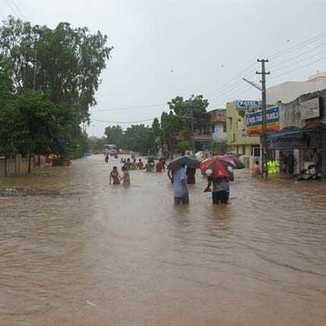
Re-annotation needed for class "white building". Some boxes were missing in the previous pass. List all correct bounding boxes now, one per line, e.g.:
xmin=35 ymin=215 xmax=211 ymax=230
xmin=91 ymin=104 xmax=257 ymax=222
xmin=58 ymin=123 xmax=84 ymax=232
xmin=267 ymin=72 xmax=326 ymax=105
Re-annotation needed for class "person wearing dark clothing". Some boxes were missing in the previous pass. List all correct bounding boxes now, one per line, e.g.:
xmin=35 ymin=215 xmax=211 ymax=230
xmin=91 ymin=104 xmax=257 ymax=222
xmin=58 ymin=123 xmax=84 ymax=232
xmin=186 ymin=167 xmax=196 ymax=184
xmin=205 ymin=176 xmax=230 ymax=205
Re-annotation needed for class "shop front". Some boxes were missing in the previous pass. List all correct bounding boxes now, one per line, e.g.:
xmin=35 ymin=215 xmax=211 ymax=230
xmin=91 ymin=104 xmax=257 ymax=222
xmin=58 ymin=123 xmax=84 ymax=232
xmin=267 ymin=127 xmax=326 ymax=177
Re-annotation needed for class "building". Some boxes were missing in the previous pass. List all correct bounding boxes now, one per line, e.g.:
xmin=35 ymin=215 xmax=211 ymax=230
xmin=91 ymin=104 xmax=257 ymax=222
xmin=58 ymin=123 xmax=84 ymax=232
xmin=267 ymin=72 xmax=326 ymax=105
xmin=226 ymin=101 xmax=261 ymax=167
xmin=266 ymin=89 xmax=326 ymax=177
xmin=209 ymin=109 xmax=226 ymax=143
xmin=190 ymin=111 xmax=212 ymax=152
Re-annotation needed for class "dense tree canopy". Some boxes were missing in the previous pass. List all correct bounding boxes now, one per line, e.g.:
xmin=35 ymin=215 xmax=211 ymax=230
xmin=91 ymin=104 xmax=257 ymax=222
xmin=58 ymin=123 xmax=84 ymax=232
xmin=0 ymin=57 xmax=13 ymax=107
xmin=104 ymin=125 xmax=124 ymax=148
xmin=0 ymin=16 xmax=112 ymax=161
xmin=102 ymin=124 xmax=157 ymax=155
xmin=160 ymin=95 xmax=210 ymax=157
xmin=0 ymin=90 xmax=75 ymax=156
xmin=0 ymin=16 xmax=113 ymax=122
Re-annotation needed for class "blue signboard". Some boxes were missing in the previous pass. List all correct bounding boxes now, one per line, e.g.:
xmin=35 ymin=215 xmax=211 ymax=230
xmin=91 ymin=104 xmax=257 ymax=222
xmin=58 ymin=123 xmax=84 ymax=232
xmin=245 ymin=106 xmax=280 ymax=135
xmin=233 ymin=100 xmax=262 ymax=110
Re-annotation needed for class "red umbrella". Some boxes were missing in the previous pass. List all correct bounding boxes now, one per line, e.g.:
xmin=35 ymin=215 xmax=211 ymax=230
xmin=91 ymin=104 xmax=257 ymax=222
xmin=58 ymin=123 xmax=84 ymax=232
xmin=200 ymin=156 xmax=235 ymax=179
xmin=215 ymin=155 xmax=237 ymax=167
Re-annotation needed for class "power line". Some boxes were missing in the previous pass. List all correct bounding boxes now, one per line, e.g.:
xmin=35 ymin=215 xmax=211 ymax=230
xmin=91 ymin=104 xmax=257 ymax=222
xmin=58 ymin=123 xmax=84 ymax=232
xmin=92 ymin=118 xmax=157 ymax=125
xmin=93 ymin=103 xmax=166 ymax=112
xmin=3 ymin=0 xmax=19 ymax=17
xmin=270 ymin=40 xmax=326 ymax=74
xmin=269 ymin=32 xmax=326 ymax=61
xmin=213 ymin=32 xmax=326 ymax=101
xmin=2 ymin=0 xmax=28 ymax=20
xmin=11 ymin=0 xmax=27 ymax=19
xmin=269 ymin=55 xmax=326 ymax=82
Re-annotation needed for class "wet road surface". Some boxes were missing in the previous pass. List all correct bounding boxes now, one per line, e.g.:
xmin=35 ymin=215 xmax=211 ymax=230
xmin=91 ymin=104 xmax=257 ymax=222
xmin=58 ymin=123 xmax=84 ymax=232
xmin=1 ymin=155 xmax=326 ymax=326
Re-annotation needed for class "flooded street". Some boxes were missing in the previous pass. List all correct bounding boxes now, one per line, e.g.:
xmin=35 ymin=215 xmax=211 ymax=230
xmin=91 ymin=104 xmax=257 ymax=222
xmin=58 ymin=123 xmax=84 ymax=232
xmin=1 ymin=154 xmax=326 ymax=326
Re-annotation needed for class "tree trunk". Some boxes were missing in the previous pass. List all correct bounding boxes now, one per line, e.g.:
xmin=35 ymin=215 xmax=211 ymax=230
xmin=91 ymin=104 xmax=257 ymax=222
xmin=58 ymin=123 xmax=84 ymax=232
xmin=4 ymin=156 xmax=7 ymax=177
xmin=28 ymin=154 xmax=32 ymax=174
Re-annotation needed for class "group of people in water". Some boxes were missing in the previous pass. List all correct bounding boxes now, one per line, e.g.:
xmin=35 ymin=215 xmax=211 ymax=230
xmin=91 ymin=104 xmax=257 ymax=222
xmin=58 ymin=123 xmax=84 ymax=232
xmin=107 ymin=155 xmax=234 ymax=206
xmin=109 ymin=166 xmax=130 ymax=186
xmin=107 ymin=156 xmax=168 ymax=186
xmin=170 ymin=164 xmax=231 ymax=206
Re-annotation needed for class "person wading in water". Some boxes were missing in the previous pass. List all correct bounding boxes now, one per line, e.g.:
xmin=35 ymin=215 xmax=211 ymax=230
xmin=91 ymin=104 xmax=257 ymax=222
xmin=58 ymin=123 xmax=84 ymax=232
xmin=109 ymin=166 xmax=120 ymax=185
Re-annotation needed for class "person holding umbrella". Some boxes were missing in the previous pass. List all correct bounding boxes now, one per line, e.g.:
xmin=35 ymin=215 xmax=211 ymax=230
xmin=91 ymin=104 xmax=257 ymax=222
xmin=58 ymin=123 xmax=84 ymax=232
xmin=204 ymin=169 xmax=231 ymax=205
xmin=167 ymin=155 xmax=200 ymax=185
xmin=173 ymin=164 xmax=189 ymax=205
xmin=201 ymin=156 xmax=236 ymax=205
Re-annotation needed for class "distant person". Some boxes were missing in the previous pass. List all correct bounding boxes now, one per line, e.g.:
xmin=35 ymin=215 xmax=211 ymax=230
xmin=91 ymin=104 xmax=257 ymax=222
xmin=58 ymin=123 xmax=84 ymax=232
xmin=105 ymin=154 xmax=109 ymax=163
xmin=121 ymin=166 xmax=130 ymax=186
xmin=156 ymin=160 xmax=163 ymax=173
xmin=252 ymin=161 xmax=261 ymax=177
xmin=186 ymin=167 xmax=196 ymax=184
xmin=173 ymin=165 xmax=189 ymax=205
xmin=131 ymin=158 xmax=137 ymax=170
xmin=124 ymin=158 xmax=131 ymax=170
xmin=160 ymin=158 xmax=166 ymax=171
xmin=137 ymin=158 xmax=144 ymax=170
xmin=109 ymin=166 xmax=120 ymax=185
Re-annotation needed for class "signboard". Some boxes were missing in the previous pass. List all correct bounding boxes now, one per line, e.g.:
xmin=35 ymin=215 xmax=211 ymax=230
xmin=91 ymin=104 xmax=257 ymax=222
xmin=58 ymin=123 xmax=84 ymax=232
xmin=301 ymin=97 xmax=320 ymax=120
xmin=245 ymin=106 xmax=280 ymax=135
xmin=233 ymin=100 xmax=261 ymax=111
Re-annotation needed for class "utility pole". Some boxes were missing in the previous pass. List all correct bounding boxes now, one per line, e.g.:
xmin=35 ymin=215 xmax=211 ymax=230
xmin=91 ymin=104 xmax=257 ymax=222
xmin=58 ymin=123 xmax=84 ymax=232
xmin=256 ymin=59 xmax=270 ymax=178
xmin=190 ymin=106 xmax=195 ymax=155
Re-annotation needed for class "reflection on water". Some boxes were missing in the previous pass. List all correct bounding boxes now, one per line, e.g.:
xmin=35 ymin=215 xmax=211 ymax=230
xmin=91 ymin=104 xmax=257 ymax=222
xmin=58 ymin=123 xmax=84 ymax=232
xmin=1 ymin=155 xmax=326 ymax=326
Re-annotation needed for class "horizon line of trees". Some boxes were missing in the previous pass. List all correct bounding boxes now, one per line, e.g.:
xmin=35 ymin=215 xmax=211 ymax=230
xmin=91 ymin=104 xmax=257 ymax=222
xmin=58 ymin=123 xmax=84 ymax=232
xmin=94 ymin=95 xmax=219 ymax=157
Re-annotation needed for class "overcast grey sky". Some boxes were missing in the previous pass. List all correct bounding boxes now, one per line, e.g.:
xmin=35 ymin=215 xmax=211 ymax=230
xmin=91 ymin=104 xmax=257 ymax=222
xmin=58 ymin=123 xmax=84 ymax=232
xmin=2 ymin=0 xmax=326 ymax=136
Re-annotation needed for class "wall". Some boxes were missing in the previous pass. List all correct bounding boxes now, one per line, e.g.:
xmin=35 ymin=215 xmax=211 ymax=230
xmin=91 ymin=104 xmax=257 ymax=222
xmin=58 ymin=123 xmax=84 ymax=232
xmin=267 ymin=72 xmax=326 ymax=105
xmin=0 ymin=155 xmax=34 ymax=177
xmin=226 ymin=102 xmax=260 ymax=148
xmin=212 ymin=122 xmax=226 ymax=142
xmin=279 ymin=88 xmax=326 ymax=129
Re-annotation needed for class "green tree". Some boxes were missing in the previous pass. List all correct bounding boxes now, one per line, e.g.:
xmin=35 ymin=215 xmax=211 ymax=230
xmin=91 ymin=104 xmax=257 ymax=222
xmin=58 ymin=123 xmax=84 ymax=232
xmin=123 ymin=124 xmax=156 ymax=155
xmin=0 ymin=57 xmax=13 ymax=107
xmin=176 ymin=140 xmax=191 ymax=155
xmin=160 ymin=95 xmax=210 ymax=157
xmin=104 ymin=125 xmax=124 ymax=148
xmin=0 ymin=16 xmax=113 ymax=122
xmin=160 ymin=111 xmax=178 ymax=158
xmin=0 ymin=90 xmax=75 ymax=158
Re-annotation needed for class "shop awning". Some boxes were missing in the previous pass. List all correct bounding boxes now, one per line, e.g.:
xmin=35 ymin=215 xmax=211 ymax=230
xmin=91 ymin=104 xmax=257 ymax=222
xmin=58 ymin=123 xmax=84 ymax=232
xmin=267 ymin=129 xmax=304 ymax=141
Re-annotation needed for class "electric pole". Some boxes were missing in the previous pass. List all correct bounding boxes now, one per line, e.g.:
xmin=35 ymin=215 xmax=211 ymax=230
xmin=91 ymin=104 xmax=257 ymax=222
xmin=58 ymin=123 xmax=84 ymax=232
xmin=256 ymin=59 xmax=270 ymax=178
xmin=190 ymin=106 xmax=195 ymax=155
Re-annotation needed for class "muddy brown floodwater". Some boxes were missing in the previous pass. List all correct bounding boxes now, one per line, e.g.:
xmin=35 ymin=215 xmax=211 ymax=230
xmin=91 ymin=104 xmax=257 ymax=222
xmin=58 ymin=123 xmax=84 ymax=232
xmin=1 ymin=155 xmax=326 ymax=326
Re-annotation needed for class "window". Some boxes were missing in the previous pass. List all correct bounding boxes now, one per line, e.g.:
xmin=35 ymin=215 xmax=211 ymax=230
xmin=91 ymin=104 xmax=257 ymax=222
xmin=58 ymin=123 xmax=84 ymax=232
xmin=252 ymin=146 xmax=260 ymax=157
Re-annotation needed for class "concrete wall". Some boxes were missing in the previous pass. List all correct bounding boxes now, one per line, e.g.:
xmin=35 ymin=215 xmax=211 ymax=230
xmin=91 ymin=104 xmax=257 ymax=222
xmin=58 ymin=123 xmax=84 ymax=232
xmin=212 ymin=122 xmax=226 ymax=142
xmin=267 ymin=73 xmax=326 ymax=105
xmin=226 ymin=102 xmax=260 ymax=147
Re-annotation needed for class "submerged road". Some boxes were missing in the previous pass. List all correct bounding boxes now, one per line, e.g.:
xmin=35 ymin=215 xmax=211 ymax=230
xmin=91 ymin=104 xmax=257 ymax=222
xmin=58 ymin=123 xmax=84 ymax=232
xmin=1 ymin=155 xmax=326 ymax=326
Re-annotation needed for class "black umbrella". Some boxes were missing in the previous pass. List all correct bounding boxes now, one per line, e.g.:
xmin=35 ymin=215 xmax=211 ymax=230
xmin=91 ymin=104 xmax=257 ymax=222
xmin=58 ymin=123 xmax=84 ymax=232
xmin=167 ymin=156 xmax=200 ymax=170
